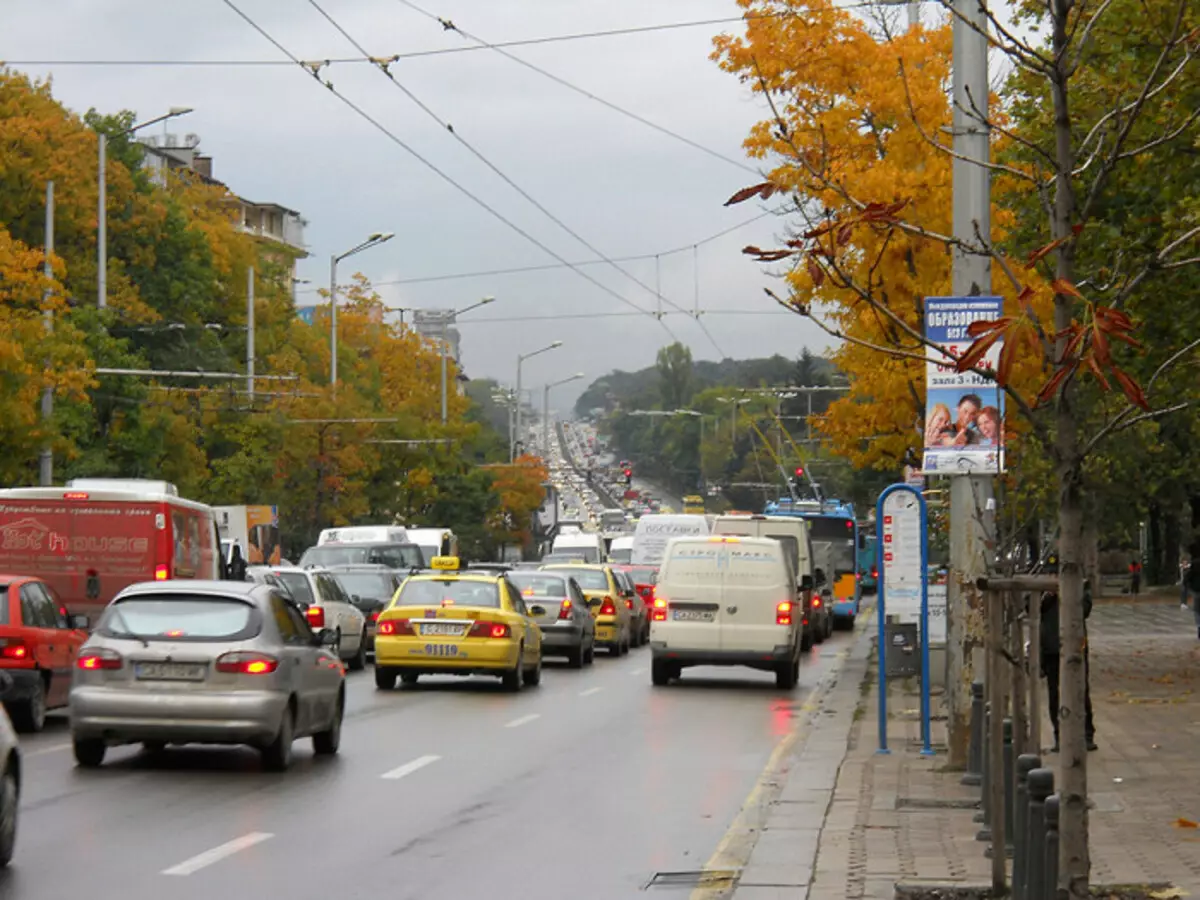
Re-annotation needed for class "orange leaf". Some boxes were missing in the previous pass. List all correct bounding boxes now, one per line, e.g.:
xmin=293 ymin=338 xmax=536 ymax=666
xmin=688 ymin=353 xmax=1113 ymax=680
xmin=725 ymin=182 xmax=778 ymax=206
xmin=802 ymin=222 xmax=838 ymax=240
xmin=1095 ymin=305 xmax=1134 ymax=331
xmin=996 ymin=335 xmax=1019 ymax=386
xmin=836 ymin=224 xmax=854 ymax=246
xmin=955 ymin=330 xmax=1003 ymax=372
xmin=1036 ymin=363 xmax=1077 ymax=407
xmin=1112 ymin=366 xmax=1150 ymax=411
xmin=1051 ymin=278 xmax=1086 ymax=300
xmin=1025 ymin=235 xmax=1069 ymax=268
xmin=1062 ymin=327 xmax=1087 ymax=362
xmin=1108 ymin=330 xmax=1143 ymax=349
xmin=967 ymin=316 xmax=1009 ymax=338
xmin=806 ymin=258 xmax=826 ymax=287
xmin=1175 ymin=818 xmax=1198 ymax=829
xmin=1085 ymin=354 xmax=1111 ymax=390
xmin=1092 ymin=323 xmax=1112 ymax=366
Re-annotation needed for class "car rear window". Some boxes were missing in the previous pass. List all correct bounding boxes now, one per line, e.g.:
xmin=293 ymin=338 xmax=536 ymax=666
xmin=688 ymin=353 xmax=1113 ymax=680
xmin=101 ymin=595 xmax=260 ymax=642
xmin=275 ymin=572 xmax=315 ymax=606
xmin=542 ymin=567 xmax=608 ymax=591
xmin=397 ymin=579 xmax=499 ymax=609
xmin=0 ymin=587 xmax=7 ymax=624
xmin=331 ymin=573 xmax=396 ymax=602
xmin=628 ymin=567 xmax=658 ymax=585
xmin=508 ymin=574 xmax=568 ymax=598
xmin=299 ymin=544 xmax=423 ymax=569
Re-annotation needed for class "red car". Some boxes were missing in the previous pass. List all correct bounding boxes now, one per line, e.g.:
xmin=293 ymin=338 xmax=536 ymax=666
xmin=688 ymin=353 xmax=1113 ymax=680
xmin=0 ymin=575 xmax=89 ymax=732
xmin=616 ymin=564 xmax=659 ymax=607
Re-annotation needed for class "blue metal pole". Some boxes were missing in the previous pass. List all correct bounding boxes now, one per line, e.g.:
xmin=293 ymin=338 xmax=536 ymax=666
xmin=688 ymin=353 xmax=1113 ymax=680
xmin=918 ymin=488 xmax=934 ymax=755
xmin=875 ymin=486 xmax=891 ymax=754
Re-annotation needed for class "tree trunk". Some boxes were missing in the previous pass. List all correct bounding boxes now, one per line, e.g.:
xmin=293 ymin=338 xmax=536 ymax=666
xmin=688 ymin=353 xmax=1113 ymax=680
xmin=1148 ymin=503 xmax=1163 ymax=586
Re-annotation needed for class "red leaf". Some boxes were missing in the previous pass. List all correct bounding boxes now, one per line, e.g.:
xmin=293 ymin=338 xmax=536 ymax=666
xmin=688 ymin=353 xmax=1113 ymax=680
xmin=1051 ymin=278 xmax=1086 ymax=300
xmin=1025 ymin=235 xmax=1069 ymax=268
xmin=1017 ymin=285 xmax=1037 ymax=308
xmin=996 ymin=335 xmax=1018 ymax=386
xmin=1112 ymin=366 xmax=1150 ymax=411
xmin=742 ymin=245 xmax=766 ymax=255
xmin=802 ymin=222 xmax=838 ymax=240
xmin=806 ymin=258 xmax=826 ymax=287
xmin=836 ymin=224 xmax=854 ymax=246
xmin=1092 ymin=323 xmax=1112 ymax=366
xmin=1108 ymin=330 xmax=1143 ymax=349
xmin=1061 ymin=326 xmax=1086 ymax=362
xmin=1071 ymin=223 xmax=1085 ymax=235
xmin=955 ymin=330 xmax=1004 ymax=372
xmin=1085 ymin=354 xmax=1111 ymax=390
xmin=725 ymin=182 xmax=778 ymax=206
xmin=967 ymin=316 xmax=1010 ymax=337
xmin=1095 ymin=305 xmax=1134 ymax=331
xmin=1036 ymin=363 xmax=1077 ymax=407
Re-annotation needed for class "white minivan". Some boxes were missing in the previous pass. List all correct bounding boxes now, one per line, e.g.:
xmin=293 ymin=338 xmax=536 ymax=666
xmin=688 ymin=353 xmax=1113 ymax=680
xmin=649 ymin=535 xmax=802 ymax=689
xmin=551 ymin=530 xmax=605 ymax=563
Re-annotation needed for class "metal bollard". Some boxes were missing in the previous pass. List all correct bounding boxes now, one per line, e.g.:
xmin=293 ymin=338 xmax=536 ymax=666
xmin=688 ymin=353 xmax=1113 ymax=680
xmin=1044 ymin=794 xmax=1060 ymax=900
xmin=976 ymin=702 xmax=991 ymax=837
xmin=962 ymin=679 xmax=984 ymax=786
xmin=1025 ymin=768 xmax=1055 ymax=900
xmin=1013 ymin=754 xmax=1041 ymax=900
xmin=1003 ymin=718 xmax=1015 ymax=854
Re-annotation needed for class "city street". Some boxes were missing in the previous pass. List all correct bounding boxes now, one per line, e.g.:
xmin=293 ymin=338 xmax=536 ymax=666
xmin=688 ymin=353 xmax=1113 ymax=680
xmin=0 ymin=634 xmax=855 ymax=900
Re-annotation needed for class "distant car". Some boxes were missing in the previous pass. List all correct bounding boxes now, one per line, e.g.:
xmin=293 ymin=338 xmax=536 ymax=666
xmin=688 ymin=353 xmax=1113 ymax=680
xmin=0 ymin=575 xmax=89 ymax=732
xmin=612 ymin=568 xmax=649 ymax=646
xmin=249 ymin=567 xmax=368 ymax=670
xmin=324 ymin=565 xmax=403 ymax=651
xmin=0 ymin=674 xmax=19 ymax=867
xmin=538 ymin=564 xmax=633 ymax=656
xmin=507 ymin=571 xmax=596 ymax=668
xmin=68 ymin=580 xmax=346 ymax=770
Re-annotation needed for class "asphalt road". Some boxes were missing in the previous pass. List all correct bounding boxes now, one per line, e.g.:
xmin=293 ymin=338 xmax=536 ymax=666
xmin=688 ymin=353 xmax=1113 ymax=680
xmin=1 ymin=633 xmax=853 ymax=900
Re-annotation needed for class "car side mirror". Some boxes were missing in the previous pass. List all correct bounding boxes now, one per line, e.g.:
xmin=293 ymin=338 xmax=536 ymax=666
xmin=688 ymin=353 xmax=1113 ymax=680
xmin=68 ymin=614 xmax=90 ymax=630
xmin=315 ymin=628 xmax=338 ymax=648
xmin=529 ymin=605 xmax=547 ymax=617
xmin=800 ymin=574 xmax=814 ymax=592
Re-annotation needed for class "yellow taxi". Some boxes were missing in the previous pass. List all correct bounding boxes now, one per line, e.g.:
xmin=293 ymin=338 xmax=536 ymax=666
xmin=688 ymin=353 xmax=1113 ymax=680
xmin=538 ymin=563 xmax=632 ymax=657
xmin=374 ymin=557 xmax=544 ymax=692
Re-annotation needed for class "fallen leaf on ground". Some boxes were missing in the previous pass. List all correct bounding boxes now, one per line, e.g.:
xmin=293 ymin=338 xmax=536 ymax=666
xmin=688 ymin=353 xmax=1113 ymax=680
xmin=1174 ymin=817 xmax=1198 ymax=829
xmin=1148 ymin=888 xmax=1188 ymax=899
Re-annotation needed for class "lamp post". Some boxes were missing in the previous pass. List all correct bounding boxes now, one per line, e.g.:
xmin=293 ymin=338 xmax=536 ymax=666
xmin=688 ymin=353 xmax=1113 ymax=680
xmin=98 ymin=106 xmax=193 ymax=310
xmin=330 ymin=232 xmax=394 ymax=387
xmin=542 ymin=372 xmax=585 ymax=458
xmin=513 ymin=341 xmax=563 ymax=461
xmin=439 ymin=296 xmax=495 ymax=424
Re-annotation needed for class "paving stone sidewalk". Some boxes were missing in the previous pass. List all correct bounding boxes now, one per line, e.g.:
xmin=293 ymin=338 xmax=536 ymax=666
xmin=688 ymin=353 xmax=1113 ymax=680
xmin=730 ymin=599 xmax=1200 ymax=899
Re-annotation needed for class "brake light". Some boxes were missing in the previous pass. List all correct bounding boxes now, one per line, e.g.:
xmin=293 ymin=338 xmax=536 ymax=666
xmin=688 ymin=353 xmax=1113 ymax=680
xmin=377 ymin=619 xmax=414 ymax=636
xmin=651 ymin=597 xmax=668 ymax=622
xmin=857 ymin=572 xmax=863 ymax=581
xmin=370 ymin=611 xmax=380 ymax=622
xmin=625 ymin=598 xmax=633 ymax=609
xmin=813 ymin=597 xmax=822 ymax=607
xmin=1 ymin=641 xmax=28 ymax=661
xmin=154 ymin=564 xmax=169 ymax=581
xmin=468 ymin=621 xmax=511 ymax=638
xmin=558 ymin=598 xmax=573 ymax=620
xmin=599 ymin=597 xmax=616 ymax=616
xmin=63 ymin=491 xmax=89 ymax=500
xmin=77 ymin=648 xmax=122 ymax=670
xmin=871 ymin=566 xmax=878 ymax=579
xmin=776 ymin=601 xmax=793 ymax=626
xmin=305 ymin=606 xmax=325 ymax=628
xmin=216 ymin=652 xmax=280 ymax=675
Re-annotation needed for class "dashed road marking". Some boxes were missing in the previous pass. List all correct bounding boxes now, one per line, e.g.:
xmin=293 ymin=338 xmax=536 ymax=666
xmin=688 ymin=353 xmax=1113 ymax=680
xmin=505 ymin=714 xmax=541 ymax=729
xmin=578 ymin=687 xmax=603 ymax=697
xmin=381 ymin=754 xmax=441 ymax=780
xmin=162 ymin=832 xmax=274 ymax=876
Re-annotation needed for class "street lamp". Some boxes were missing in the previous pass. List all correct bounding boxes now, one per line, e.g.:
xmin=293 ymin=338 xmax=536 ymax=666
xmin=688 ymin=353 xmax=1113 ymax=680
xmin=513 ymin=341 xmax=563 ymax=461
xmin=98 ymin=106 xmax=193 ymax=309
xmin=439 ymin=296 xmax=495 ymax=424
xmin=542 ymin=372 xmax=585 ymax=458
xmin=330 ymin=232 xmax=394 ymax=386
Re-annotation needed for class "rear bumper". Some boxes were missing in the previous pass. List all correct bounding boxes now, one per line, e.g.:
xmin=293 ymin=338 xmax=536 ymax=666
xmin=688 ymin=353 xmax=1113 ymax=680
xmin=69 ymin=686 xmax=287 ymax=745
xmin=539 ymin=624 xmax=585 ymax=654
xmin=1 ymin=668 xmax=45 ymax=704
xmin=650 ymin=643 xmax=795 ymax=667
xmin=831 ymin=601 xmax=858 ymax=618
xmin=375 ymin=637 xmax=519 ymax=672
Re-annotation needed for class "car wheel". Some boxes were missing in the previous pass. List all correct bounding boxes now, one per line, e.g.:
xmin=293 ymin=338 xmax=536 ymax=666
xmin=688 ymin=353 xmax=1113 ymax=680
xmin=501 ymin=648 xmax=523 ymax=692
xmin=846 ymin=614 xmax=856 ymax=630
xmin=261 ymin=705 xmax=295 ymax=772
xmin=651 ymin=659 xmax=671 ymax=687
xmin=400 ymin=672 xmax=420 ymax=686
xmin=814 ymin=619 xmax=827 ymax=644
xmin=800 ymin=627 xmax=814 ymax=653
xmin=375 ymin=666 xmax=397 ymax=690
xmin=333 ymin=628 xmax=343 ymax=659
xmin=776 ymin=658 xmax=799 ymax=690
xmin=0 ymin=764 xmax=17 ymax=868
xmin=11 ymin=679 xmax=46 ymax=734
xmin=142 ymin=741 xmax=167 ymax=755
xmin=608 ymin=641 xmax=621 ymax=658
xmin=567 ymin=643 xmax=584 ymax=669
xmin=73 ymin=737 xmax=106 ymax=769
xmin=348 ymin=631 xmax=367 ymax=672
xmin=584 ymin=640 xmax=596 ymax=665
xmin=824 ymin=614 xmax=834 ymax=640
xmin=313 ymin=694 xmax=343 ymax=756
xmin=523 ymin=653 xmax=542 ymax=687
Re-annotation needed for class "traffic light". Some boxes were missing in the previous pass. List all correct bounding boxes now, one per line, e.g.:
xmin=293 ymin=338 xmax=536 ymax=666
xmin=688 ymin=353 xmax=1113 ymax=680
xmin=790 ymin=465 xmax=806 ymax=494
xmin=623 ymin=467 xmax=633 ymax=486
xmin=794 ymin=466 xmax=805 ymax=479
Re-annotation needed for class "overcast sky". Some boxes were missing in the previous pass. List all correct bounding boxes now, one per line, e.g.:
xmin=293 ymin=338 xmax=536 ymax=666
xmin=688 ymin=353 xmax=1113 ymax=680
xmin=4 ymin=0 xmax=833 ymax=410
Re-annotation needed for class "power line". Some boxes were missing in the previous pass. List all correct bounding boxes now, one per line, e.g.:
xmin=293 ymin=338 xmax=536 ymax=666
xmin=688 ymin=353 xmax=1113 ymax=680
xmin=305 ymin=0 xmax=723 ymax=356
xmin=218 ymin=0 xmax=680 ymax=341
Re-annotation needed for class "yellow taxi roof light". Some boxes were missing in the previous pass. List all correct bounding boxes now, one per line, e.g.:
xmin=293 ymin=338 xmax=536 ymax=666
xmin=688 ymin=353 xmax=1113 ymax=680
xmin=431 ymin=556 xmax=460 ymax=570
xmin=708 ymin=536 xmax=740 ymax=543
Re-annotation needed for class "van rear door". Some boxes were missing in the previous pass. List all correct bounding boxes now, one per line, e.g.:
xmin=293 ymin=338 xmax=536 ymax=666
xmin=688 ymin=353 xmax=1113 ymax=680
xmin=718 ymin=544 xmax=795 ymax=655
xmin=658 ymin=540 xmax=724 ymax=652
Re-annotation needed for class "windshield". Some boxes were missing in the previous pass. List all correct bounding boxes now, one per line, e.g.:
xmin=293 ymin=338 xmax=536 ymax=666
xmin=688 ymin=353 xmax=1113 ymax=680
xmin=627 ymin=566 xmax=658 ymax=585
xmin=508 ymin=574 xmax=568 ymax=598
xmin=542 ymin=567 xmax=609 ymax=591
xmin=608 ymin=547 xmax=632 ymax=564
xmin=806 ymin=518 xmax=857 ymax=575
xmin=298 ymin=544 xmax=424 ymax=569
xmin=102 ymin=596 xmax=259 ymax=641
xmin=551 ymin=545 xmax=599 ymax=563
xmin=330 ymin=573 xmax=395 ymax=602
xmin=275 ymin=572 xmax=315 ymax=606
xmin=398 ymin=579 xmax=500 ymax=609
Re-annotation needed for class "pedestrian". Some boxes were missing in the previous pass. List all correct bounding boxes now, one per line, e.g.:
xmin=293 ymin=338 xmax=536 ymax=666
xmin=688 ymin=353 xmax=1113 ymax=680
xmin=1183 ymin=550 xmax=1200 ymax=639
xmin=1129 ymin=557 xmax=1142 ymax=596
xmin=229 ymin=542 xmax=248 ymax=582
xmin=1040 ymin=558 xmax=1097 ymax=753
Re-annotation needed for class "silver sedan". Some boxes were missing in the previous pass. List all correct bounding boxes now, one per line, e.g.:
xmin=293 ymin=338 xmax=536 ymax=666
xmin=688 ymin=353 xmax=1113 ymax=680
xmin=69 ymin=580 xmax=345 ymax=771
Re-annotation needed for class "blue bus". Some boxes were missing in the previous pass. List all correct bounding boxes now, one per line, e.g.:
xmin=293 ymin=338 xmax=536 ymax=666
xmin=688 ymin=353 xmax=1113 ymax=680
xmin=763 ymin=497 xmax=861 ymax=627
xmin=857 ymin=526 xmax=878 ymax=594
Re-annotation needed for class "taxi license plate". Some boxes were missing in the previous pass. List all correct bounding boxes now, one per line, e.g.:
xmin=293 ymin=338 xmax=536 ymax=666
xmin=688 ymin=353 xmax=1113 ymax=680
xmin=423 ymin=644 xmax=459 ymax=657
xmin=420 ymin=623 xmax=465 ymax=636
xmin=673 ymin=610 xmax=714 ymax=623
xmin=135 ymin=662 xmax=207 ymax=681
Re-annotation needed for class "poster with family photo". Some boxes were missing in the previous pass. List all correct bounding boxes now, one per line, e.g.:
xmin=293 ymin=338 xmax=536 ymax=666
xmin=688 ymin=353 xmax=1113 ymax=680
xmin=923 ymin=296 xmax=1005 ymax=475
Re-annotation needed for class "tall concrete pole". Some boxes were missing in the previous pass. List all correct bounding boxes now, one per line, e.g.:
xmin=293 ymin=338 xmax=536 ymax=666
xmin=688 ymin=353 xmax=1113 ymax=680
xmin=97 ymin=135 xmax=107 ymax=309
xmin=945 ymin=0 xmax=996 ymax=768
xmin=246 ymin=267 xmax=255 ymax=401
xmin=40 ymin=181 xmax=55 ymax=486
xmin=542 ymin=384 xmax=550 ymax=460
xmin=440 ymin=322 xmax=449 ymax=425
xmin=329 ymin=254 xmax=339 ymax=388
xmin=513 ymin=359 xmax=523 ymax=462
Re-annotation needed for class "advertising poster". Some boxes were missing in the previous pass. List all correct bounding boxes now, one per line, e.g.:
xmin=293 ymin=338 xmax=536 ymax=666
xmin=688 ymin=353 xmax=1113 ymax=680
xmin=923 ymin=296 xmax=1005 ymax=475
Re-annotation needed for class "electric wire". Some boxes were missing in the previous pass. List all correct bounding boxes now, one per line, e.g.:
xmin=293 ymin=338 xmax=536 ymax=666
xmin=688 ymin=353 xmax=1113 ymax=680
xmin=218 ymin=0 xmax=679 ymax=338
xmin=305 ymin=0 xmax=722 ymax=354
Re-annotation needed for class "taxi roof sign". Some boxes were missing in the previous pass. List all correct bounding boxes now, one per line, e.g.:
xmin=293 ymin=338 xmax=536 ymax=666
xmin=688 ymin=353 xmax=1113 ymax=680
xmin=430 ymin=556 xmax=461 ymax=571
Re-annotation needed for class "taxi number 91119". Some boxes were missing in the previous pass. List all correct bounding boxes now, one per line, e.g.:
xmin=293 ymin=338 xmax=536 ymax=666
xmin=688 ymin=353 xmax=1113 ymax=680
xmin=424 ymin=644 xmax=459 ymax=657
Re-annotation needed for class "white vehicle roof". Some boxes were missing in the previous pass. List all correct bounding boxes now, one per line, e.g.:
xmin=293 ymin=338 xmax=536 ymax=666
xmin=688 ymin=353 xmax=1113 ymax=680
xmin=406 ymin=527 xmax=453 ymax=543
xmin=317 ymin=525 xmax=410 ymax=545
xmin=631 ymin=513 xmax=713 ymax=566
xmin=0 ymin=483 xmax=212 ymax=514
xmin=610 ymin=535 xmax=635 ymax=550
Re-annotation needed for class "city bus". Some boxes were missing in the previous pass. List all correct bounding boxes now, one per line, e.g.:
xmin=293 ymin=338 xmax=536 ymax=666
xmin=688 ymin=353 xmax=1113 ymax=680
xmin=857 ymin=525 xmax=878 ymax=594
xmin=763 ymin=497 xmax=861 ymax=627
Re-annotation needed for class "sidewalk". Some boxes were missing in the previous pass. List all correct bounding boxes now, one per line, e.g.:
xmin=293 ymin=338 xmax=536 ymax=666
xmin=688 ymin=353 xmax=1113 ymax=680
xmin=729 ymin=599 xmax=1200 ymax=899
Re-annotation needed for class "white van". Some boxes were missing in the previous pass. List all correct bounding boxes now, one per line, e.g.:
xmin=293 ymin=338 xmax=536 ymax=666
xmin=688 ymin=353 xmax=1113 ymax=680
xmin=711 ymin=514 xmax=828 ymax=649
xmin=551 ymin=530 xmax=605 ymax=564
xmin=650 ymin=535 xmax=801 ymax=689
xmin=406 ymin=527 xmax=457 ymax=562
xmin=631 ymin=514 xmax=712 ymax=566
xmin=317 ymin=526 xmax=409 ymax=545
xmin=608 ymin=535 xmax=635 ymax=564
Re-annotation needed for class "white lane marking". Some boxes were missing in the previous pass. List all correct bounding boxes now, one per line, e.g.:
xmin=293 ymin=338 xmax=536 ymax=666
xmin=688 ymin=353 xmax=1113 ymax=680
xmin=630 ymin=667 xmax=646 ymax=676
xmin=162 ymin=832 xmax=274 ymax=876
xmin=578 ymin=687 xmax=603 ymax=697
xmin=25 ymin=742 xmax=70 ymax=757
xmin=504 ymin=713 xmax=541 ymax=729
xmin=381 ymin=754 xmax=441 ymax=780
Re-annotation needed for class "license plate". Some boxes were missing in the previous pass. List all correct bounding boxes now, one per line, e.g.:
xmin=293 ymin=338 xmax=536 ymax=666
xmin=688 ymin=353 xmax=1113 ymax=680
xmin=420 ymin=623 xmax=465 ymax=636
xmin=135 ymin=662 xmax=207 ymax=681
xmin=422 ymin=644 xmax=459 ymax=657
xmin=673 ymin=610 xmax=714 ymax=622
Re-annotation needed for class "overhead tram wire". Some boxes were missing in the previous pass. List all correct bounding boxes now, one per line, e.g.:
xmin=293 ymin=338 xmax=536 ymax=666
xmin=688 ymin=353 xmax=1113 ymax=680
xmin=218 ymin=0 xmax=677 ymax=339
xmin=395 ymin=0 xmax=758 ymax=177
xmin=304 ymin=0 xmax=723 ymax=357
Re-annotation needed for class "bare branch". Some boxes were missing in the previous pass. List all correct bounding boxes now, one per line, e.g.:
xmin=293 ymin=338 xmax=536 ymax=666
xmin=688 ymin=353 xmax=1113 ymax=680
xmin=928 ymin=0 xmax=1054 ymax=73
xmin=1162 ymin=255 xmax=1200 ymax=271
xmin=1115 ymin=105 xmax=1200 ymax=161
xmin=1067 ymin=0 xmax=1119 ymax=74
xmin=1146 ymin=337 xmax=1200 ymax=395
xmin=1108 ymin=223 xmax=1200 ymax=308
xmin=971 ymin=221 xmax=1055 ymax=359
xmin=958 ymin=80 xmax=1059 ymax=171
